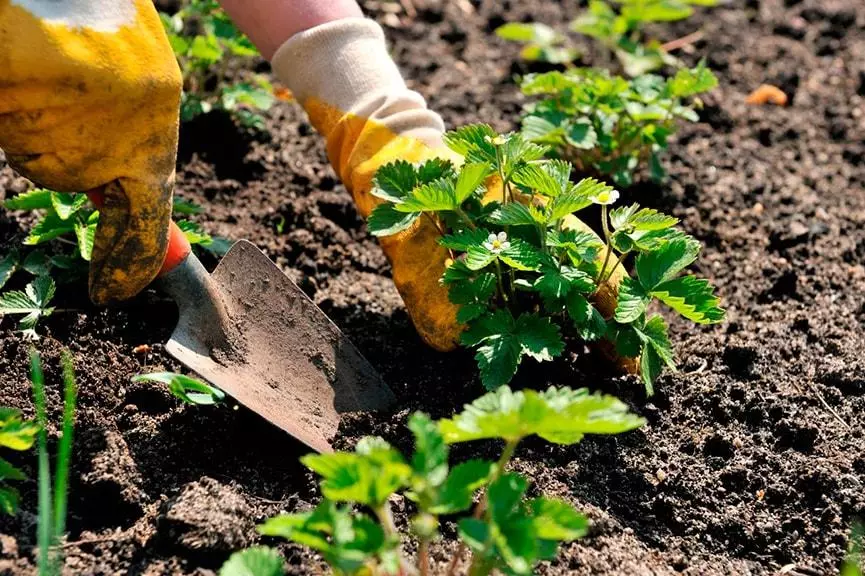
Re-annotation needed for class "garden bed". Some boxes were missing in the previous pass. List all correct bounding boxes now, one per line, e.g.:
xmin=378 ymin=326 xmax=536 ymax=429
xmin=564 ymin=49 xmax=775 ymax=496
xmin=1 ymin=0 xmax=865 ymax=574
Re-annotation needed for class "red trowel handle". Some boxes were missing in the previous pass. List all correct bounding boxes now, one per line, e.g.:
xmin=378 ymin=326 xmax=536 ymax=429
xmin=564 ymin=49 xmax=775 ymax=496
xmin=86 ymin=190 xmax=191 ymax=276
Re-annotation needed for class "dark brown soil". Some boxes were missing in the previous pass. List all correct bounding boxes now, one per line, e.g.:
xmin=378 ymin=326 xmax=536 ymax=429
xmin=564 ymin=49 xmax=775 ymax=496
xmin=2 ymin=0 xmax=865 ymax=574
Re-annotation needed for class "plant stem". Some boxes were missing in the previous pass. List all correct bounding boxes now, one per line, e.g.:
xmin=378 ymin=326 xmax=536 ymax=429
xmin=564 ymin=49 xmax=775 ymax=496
xmin=376 ymin=504 xmax=414 ymax=576
xmin=494 ymin=259 xmax=508 ymax=304
xmin=444 ymin=438 xmax=521 ymax=576
xmin=30 ymin=350 xmax=53 ymax=576
xmin=596 ymin=205 xmax=614 ymax=284
xmin=419 ymin=539 xmax=430 ymax=576
xmin=602 ymin=250 xmax=629 ymax=285
xmin=455 ymin=208 xmax=477 ymax=231
xmin=53 ymin=353 xmax=76 ymax=540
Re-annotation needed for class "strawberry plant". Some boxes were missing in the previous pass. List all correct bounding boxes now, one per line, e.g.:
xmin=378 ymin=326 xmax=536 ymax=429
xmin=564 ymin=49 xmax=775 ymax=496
xmin=160 ymin=0 xmax=275 ymax=129
xmin=367 ymin=125 xmax=724 ymax=394
xmin=0 ymin=189 xmax=229 ymax=337
xmin=223 ymin=385 xmax=644 ymax=576
xmin=518 ymin=63 xmax=717 ymax=187
xmin=133 ymin=372 xmax=225 ymax=406
xmin=497 ymin=0 xmax=716 ymax=76
xmin=494 ymin=22 xmax=578 ymax=65
xmin=0 ymin=405 xmax=39 ymax=515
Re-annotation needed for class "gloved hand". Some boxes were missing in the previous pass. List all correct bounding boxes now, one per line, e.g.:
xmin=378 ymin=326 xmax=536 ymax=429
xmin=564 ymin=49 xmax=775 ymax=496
xmin=0 ymin=0 xmax=182 ymax=304
xmin=271 ymin=18 xmax=627 ymax=354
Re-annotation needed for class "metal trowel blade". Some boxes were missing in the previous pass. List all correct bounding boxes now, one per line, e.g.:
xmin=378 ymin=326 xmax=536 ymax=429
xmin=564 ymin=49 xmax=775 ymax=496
xmin=163 ymin=240 xmax=395 ymax=453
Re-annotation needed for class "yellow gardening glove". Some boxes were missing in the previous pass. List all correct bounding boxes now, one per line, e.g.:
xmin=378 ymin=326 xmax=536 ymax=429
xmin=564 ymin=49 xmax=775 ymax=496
xmin=0 ymin=0 xmax=182 ymax=304
xmin=272 ymin=18 xmax=629 ymax=360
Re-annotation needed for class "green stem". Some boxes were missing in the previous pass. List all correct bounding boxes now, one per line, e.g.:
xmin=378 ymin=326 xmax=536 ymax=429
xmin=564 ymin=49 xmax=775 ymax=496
xmin=494 ymin=259 xmax=508 ymax=304
xmin=419 ymin=539 xmax=430 ymax=576
xmin=455 ymin=208 xmax=477 ymax=231
xmin=446 ymin=438 xmax=521 ymax=576
xmin=53 ymin=353 xmax=76 ymax=540
xmin=375 ymin=504 xmax=413 ymax=576
xmin=596 ymin=205 xmax=614 ymax=284
xmin=602 ymin=250 xmax=629 ymax=285
xmin=30 ymin=351 xmax=53 ymax=576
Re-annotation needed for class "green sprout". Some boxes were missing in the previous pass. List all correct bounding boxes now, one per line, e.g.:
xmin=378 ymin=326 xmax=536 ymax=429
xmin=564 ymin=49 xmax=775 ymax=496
xmin=132 ymin=372 xmax=225 ymax=406
xmin=366 ymin=125 xmax=724 ymax=394
xmin=30 ymin=350 xmax=78 ymax=576
xmin=1 ymin=189 xmax=229 ymax=338
xmin=225 ymin=385 xmax=644 ymax=576
xmin=494 ymin=22 xmax=578 ymax=65
xmin=497 ymin=0 xmax=717 ymax=76
xmin=518 ymin=62 xmax=717 ymax=187
xmin=160 ymin=0 xmax=275 ymax=129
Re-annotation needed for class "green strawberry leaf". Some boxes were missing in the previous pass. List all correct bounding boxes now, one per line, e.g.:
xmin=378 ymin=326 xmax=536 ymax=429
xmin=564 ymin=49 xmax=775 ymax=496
xmin=440 ymin=228 xmax=490 ymax=251
xmin=368 ymin=204 xmax=420 ymax=237
xmin=614 ymin=276 xmax=651 ymax=323
xmin=4 ymin=188 xmax=52 ymax=211
xmin=439 ymin=385 xmax=645 ymax=444
xmin=548 ymin=178 xmax=610 ymax=222
xmin=0 ymin=251 xmax=19 ymax=291
xmin=455 ymin=162 xmax=492 ymax=204
xmin=302 ymin=438 xmax=411 ymax=507
xmin=635 ymin=236 xmax=701 ymax=290
xmin=219 ymin=547 xmax=284 ymax=576
xmin=429 ymin=459 xmax=493 ymax=515
xmin=566 ymin=292 xmax=607 ymax=341
xmin=444 ymin=124 xmax=499 ymax=164
xmin=652 ymin=275 xmax=725 ymax=324
xmin=0 ymin=275 xmax=55 ymax=332
xmin=132 ymin=372 xmax=225 ymax=406
xmin=396 ymin=179 xmax=458 ymax=213
xmin=529 ymin=497 xmax=589 ymax=541
xmin=485 ymin=202 xmax=544 ymax=227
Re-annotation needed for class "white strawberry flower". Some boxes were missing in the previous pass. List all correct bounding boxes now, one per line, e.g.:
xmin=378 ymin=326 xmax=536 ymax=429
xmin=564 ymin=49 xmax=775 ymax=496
xmin=483 ymin=231 xmax=510 ymax=254
xmin=590 ymin=188 xmax=620 ymax=205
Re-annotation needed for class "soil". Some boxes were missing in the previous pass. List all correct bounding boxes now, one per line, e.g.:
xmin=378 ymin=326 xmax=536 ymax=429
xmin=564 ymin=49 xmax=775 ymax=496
xmin=2 ymin=0 xmax=865 ymax=574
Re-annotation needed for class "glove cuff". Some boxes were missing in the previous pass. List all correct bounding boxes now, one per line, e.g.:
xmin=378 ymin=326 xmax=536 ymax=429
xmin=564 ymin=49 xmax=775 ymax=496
xmin=270 ymin=17 xmax=445 ymax=147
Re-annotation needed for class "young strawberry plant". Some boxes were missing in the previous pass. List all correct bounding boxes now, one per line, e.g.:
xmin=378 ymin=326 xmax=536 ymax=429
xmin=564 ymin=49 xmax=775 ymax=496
xmin=223 ymin=385 xmax=645 ymax=576
xmin=160 ymin=0 xmax=275 ymax=129
xmin=0 ymin=189 xmax=228 ymax=337
xmin=494 ymin=22 xmax=578 ymax=65
xmin=0 ymin=405 xmax=39 ymax=515
xmin=518 ymin=63 xmax=717 ymax=187
xmin=497 ymin=0 xmax=716 ymax=76
xmin=367 ymin=124 xmax=724 ymax=394
xmin=133 ymin=372 xmax=225 ymax=406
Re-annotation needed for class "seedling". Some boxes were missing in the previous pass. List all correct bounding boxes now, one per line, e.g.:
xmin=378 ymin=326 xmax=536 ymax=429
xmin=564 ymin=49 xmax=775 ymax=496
xmin=367 ymin=125 xmax=724 ymax=394
xmin=497 ymin=1 xmax=716 ymax=75
xmin=0 ymin=276 xmax=56 ymax=339
xmin=0 ymin=406 xmax=39 ymax=515
xmin=30 ymin=350 xmax=77 ymax=576
xmin=226 ymin=385 xmax=644 ymax=576
xmin=1 ymin=189 xmax=229 ymax=337
xmin=494 ymin=22 xmax=578 ymax=65
xmin=843 ymin=523 xmax=864 ymax=576
xmin=160 ymin=0 xmax=275 ymax=129
xmin=518 ymin=63 xmax=717 ymax=186
xmin=132 ymin=372 xmax=225 ymax=406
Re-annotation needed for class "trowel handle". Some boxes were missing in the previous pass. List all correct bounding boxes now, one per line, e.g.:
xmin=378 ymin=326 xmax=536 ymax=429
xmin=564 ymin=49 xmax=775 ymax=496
xmin=86 ymin=190 xmax=192 ymax=277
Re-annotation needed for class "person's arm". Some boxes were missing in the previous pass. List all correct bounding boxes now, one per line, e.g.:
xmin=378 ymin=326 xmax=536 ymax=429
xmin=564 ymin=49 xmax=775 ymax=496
xmin=218 ymin=0 xmax=363 ymax=60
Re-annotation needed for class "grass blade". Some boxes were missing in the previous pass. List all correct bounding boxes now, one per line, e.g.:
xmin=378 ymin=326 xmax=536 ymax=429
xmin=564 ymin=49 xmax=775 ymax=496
xmin=53 ymin=352 xmax=76 ymax=539
xmin=29 ymin=349 xmax=53 ymax=576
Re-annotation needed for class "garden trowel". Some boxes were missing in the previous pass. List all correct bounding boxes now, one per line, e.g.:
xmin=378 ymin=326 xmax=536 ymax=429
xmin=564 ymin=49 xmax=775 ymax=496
xmin=149 ymin=220 xmax=395 ymax=453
